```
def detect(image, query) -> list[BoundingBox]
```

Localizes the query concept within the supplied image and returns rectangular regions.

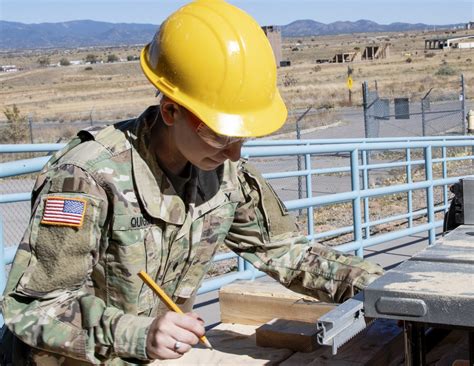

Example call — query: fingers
[187,312,205,325]
[173,312,205,338]
[146,312,206,360]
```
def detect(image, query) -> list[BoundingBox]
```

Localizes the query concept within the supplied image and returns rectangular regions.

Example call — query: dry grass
[280,29,474,110]
[0,28,473,140]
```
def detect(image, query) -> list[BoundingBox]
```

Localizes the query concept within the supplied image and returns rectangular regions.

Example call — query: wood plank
[256,318,319,352]
[153,323,294,365]
[219,280,335,325]
[428,330,470,366]
[279,319,404,365]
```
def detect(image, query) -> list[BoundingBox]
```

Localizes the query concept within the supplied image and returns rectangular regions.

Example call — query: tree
[2,105,29,143]
[85,54,98,64]
[37,56,50,67]
[107,54,119,63]
[59,58,70,66]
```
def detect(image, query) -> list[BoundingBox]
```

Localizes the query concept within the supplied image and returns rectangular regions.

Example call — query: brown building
[262,25,283,67]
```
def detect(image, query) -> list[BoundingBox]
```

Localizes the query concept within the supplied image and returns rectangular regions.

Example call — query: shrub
[425,52,436,58]
[85,54,98,64]
[435,64,456,76]
[406,57,413,63]
[59,58,70,66]
[84,66,93,71]
[37,56,50,67]
[2,105,29,143]
[282,74,297,87]
[312,65,322,72]
[107,54,119,63]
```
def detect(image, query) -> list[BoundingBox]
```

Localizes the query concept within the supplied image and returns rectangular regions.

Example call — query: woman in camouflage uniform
[1,1,383,364]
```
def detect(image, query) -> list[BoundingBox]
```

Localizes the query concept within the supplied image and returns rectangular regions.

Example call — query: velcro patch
[41,196,87,228]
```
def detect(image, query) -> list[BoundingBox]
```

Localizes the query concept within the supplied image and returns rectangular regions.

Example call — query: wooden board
[219,279,335,325]
[153,323,293,366]
[279,319,404,366]
[256,318,319,352]
[427,330,470,366]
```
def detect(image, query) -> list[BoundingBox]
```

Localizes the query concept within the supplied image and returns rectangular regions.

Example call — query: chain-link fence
[363,75,467,138]
[0,178,35,248]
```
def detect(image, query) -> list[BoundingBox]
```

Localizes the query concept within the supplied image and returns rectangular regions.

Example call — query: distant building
[0,65,18,72]
[467,21,474,30]
[425,35,474,50]
[317,44,390,64]
[262,25,283,67]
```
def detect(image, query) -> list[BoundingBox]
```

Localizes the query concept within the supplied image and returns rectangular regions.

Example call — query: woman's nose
[222,141,243,162]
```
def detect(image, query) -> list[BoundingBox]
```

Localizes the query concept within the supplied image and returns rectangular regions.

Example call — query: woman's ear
[160,98,181,127]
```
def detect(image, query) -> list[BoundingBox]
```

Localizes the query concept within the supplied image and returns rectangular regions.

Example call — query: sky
[1,0,473,26]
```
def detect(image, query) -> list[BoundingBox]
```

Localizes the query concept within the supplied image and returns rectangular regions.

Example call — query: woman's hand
[145,312,205,359]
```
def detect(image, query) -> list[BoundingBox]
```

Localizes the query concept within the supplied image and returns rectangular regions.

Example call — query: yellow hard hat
[140,0,287,137]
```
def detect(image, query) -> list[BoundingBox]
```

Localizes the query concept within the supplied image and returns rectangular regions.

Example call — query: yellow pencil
[138,270,213,350]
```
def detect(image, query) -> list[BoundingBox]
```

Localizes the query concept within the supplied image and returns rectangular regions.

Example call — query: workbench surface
[364,225,474,327]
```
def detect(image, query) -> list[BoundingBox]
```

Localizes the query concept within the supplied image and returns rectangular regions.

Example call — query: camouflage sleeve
[224,161,384,303]
[1,164,153,363]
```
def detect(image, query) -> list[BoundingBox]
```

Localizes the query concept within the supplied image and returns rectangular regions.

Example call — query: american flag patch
[41,197,87,228]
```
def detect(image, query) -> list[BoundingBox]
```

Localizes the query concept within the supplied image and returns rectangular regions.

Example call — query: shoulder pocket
[18,193,103,297]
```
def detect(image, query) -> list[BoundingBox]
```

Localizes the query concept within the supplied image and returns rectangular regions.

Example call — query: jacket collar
[129,106,240,225]
[130,106,187,225]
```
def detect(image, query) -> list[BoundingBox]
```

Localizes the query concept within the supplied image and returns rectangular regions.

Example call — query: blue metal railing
[2,137,474,300]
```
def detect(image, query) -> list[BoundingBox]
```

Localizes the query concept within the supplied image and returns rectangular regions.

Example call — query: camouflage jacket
[1,106,383,365]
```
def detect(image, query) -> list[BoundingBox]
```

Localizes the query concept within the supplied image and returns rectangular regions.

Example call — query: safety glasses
[186,110,246,149]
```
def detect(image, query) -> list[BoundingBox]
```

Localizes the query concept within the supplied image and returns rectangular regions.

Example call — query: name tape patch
[41,197,87,228]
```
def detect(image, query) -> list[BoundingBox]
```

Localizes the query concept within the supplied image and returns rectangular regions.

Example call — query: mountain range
[0,19,464,50]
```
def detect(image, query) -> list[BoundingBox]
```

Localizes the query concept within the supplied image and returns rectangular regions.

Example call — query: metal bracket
[317,292,367,355]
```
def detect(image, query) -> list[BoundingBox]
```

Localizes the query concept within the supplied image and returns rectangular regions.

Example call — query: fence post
[362,81,370,138]
[421,88,432,137]
[296,116,302,216]
[296,107,312,216]
[421,97,426,137]
[28,115,34,144]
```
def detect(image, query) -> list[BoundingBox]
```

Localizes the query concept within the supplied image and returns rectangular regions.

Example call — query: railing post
[351,149,363,257]
[0,215,5,325]
[424,146,436,245]
[406,148,413,228]
[0,215,4,290]
[362,149,370,239]
[244,257,256,280]
[442,146,448,210]
[305,151,314,241]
